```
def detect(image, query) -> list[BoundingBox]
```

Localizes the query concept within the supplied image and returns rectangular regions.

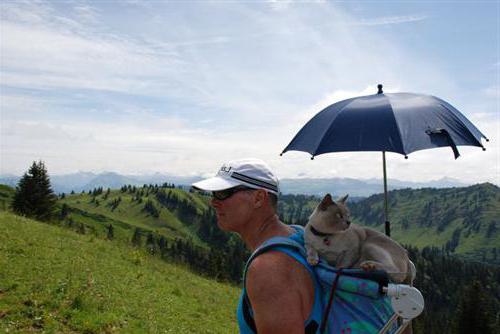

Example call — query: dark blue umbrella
[281,85,489,236]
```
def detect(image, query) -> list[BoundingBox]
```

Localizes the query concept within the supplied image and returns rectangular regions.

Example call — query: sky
[0,0,498,185]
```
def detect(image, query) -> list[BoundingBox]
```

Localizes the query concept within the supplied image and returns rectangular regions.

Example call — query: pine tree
[146,233,156,254]
[107,224,114,240]
[454,280,495,333]
[77,223,86,234]
[131,228,141,247]
[143,200,159,218]
[158,236,167,255]
[60,203,69,219]
[11,161,57,221]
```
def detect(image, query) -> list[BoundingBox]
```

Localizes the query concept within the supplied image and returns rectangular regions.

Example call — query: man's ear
[253,189,267,209]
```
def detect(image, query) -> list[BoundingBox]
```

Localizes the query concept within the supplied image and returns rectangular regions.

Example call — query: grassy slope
[0,184,14,211]
[61,189,206,246]
[347,184,500,260]
[0,211,239,333]
[397,188,498,256]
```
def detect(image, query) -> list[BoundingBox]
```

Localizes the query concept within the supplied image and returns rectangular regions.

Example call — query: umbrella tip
[311,155,315,160]
[280,152,283,156]
[377,84,383,94]
[483,147,486,151]
[404,155,408,159]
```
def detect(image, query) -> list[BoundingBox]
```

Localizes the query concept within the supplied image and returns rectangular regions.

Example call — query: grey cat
[304,194,414,283]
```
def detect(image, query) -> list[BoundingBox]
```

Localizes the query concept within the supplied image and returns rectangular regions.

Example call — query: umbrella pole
[383,151,390,237]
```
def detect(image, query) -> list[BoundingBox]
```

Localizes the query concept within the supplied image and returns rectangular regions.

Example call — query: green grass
[0,211,239,333]
[0,184,14,211]
[61,189,205,246]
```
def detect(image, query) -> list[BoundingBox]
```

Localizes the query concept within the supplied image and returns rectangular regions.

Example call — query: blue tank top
[236,229,324,334]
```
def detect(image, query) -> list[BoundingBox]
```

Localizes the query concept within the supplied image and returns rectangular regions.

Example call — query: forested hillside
[407,246,499,333]
[351,183,499,264]
[278,183,500,264]
[58,184,249,283]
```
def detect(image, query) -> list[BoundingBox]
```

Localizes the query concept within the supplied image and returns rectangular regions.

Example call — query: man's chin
[216,219,229,231]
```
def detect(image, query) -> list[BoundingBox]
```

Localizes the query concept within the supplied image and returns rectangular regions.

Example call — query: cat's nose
[346,220,351,226]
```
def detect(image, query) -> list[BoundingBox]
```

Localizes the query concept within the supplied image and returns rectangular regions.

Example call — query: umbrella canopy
[281,85,489,236]
[282,85,488,159]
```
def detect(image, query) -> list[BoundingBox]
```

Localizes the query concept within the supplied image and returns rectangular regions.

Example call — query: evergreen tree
[146,233,156,254]
[131,228,141,247]
[77,223,86,234]
[66,217,74,228]
[143,200,160,218]
[454,280,495,334]
[158,236,167,255]
[107,224,114,240]
[60,203,69,219]
[11,161,57,221]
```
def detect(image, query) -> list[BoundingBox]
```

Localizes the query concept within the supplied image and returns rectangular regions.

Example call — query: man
[192,158,321,334]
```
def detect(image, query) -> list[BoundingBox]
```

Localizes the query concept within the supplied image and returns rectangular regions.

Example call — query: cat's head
[308,194,351,233]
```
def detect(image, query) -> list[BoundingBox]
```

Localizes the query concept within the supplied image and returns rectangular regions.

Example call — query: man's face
[210,187,256,233]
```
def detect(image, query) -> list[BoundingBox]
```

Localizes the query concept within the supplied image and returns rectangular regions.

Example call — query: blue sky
[0,1,498,185]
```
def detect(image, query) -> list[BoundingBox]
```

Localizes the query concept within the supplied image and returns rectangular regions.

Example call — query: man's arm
[246,250,314,334]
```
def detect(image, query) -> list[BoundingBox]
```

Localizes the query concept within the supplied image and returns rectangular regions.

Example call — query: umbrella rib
[386,95,407,156]
[438,102,487,146]
[312,99,356,156]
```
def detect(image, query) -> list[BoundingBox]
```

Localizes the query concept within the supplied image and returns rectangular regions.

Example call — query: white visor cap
[192,158,279,195]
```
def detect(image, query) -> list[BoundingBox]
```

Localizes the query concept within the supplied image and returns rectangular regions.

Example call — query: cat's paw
[359,261,378,272]
[307,256,319,266]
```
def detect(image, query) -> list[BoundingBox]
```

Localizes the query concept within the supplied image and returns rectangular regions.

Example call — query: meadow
[0,211,239,333]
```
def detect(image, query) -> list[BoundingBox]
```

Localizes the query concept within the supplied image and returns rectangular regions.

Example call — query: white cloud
[73,4,100,24]
[482,85,500,98]
[0,21,186,96]
[351,14,428,26]
[266,0,296,11]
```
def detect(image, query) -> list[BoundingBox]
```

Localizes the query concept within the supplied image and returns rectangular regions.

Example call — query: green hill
[55,185,247,283]
[349,183,500,263]
[278,183,500,264]
[4,182,499,267]
[60,186,208,246]
[0,211,239,333]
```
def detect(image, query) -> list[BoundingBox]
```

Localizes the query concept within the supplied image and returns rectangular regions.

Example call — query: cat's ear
[319,194,334,211]
[338,194,349,204]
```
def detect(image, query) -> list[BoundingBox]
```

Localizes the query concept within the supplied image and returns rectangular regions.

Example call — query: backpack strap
[242,235,307,287]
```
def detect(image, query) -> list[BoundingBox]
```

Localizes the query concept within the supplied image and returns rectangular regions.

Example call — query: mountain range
[0,171,471,197]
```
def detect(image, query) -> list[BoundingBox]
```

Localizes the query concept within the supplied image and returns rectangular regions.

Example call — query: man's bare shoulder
[246,250,311,294]
[248,250,297,276]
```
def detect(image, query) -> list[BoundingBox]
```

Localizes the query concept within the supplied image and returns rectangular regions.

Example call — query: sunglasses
[212,186,254,201]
